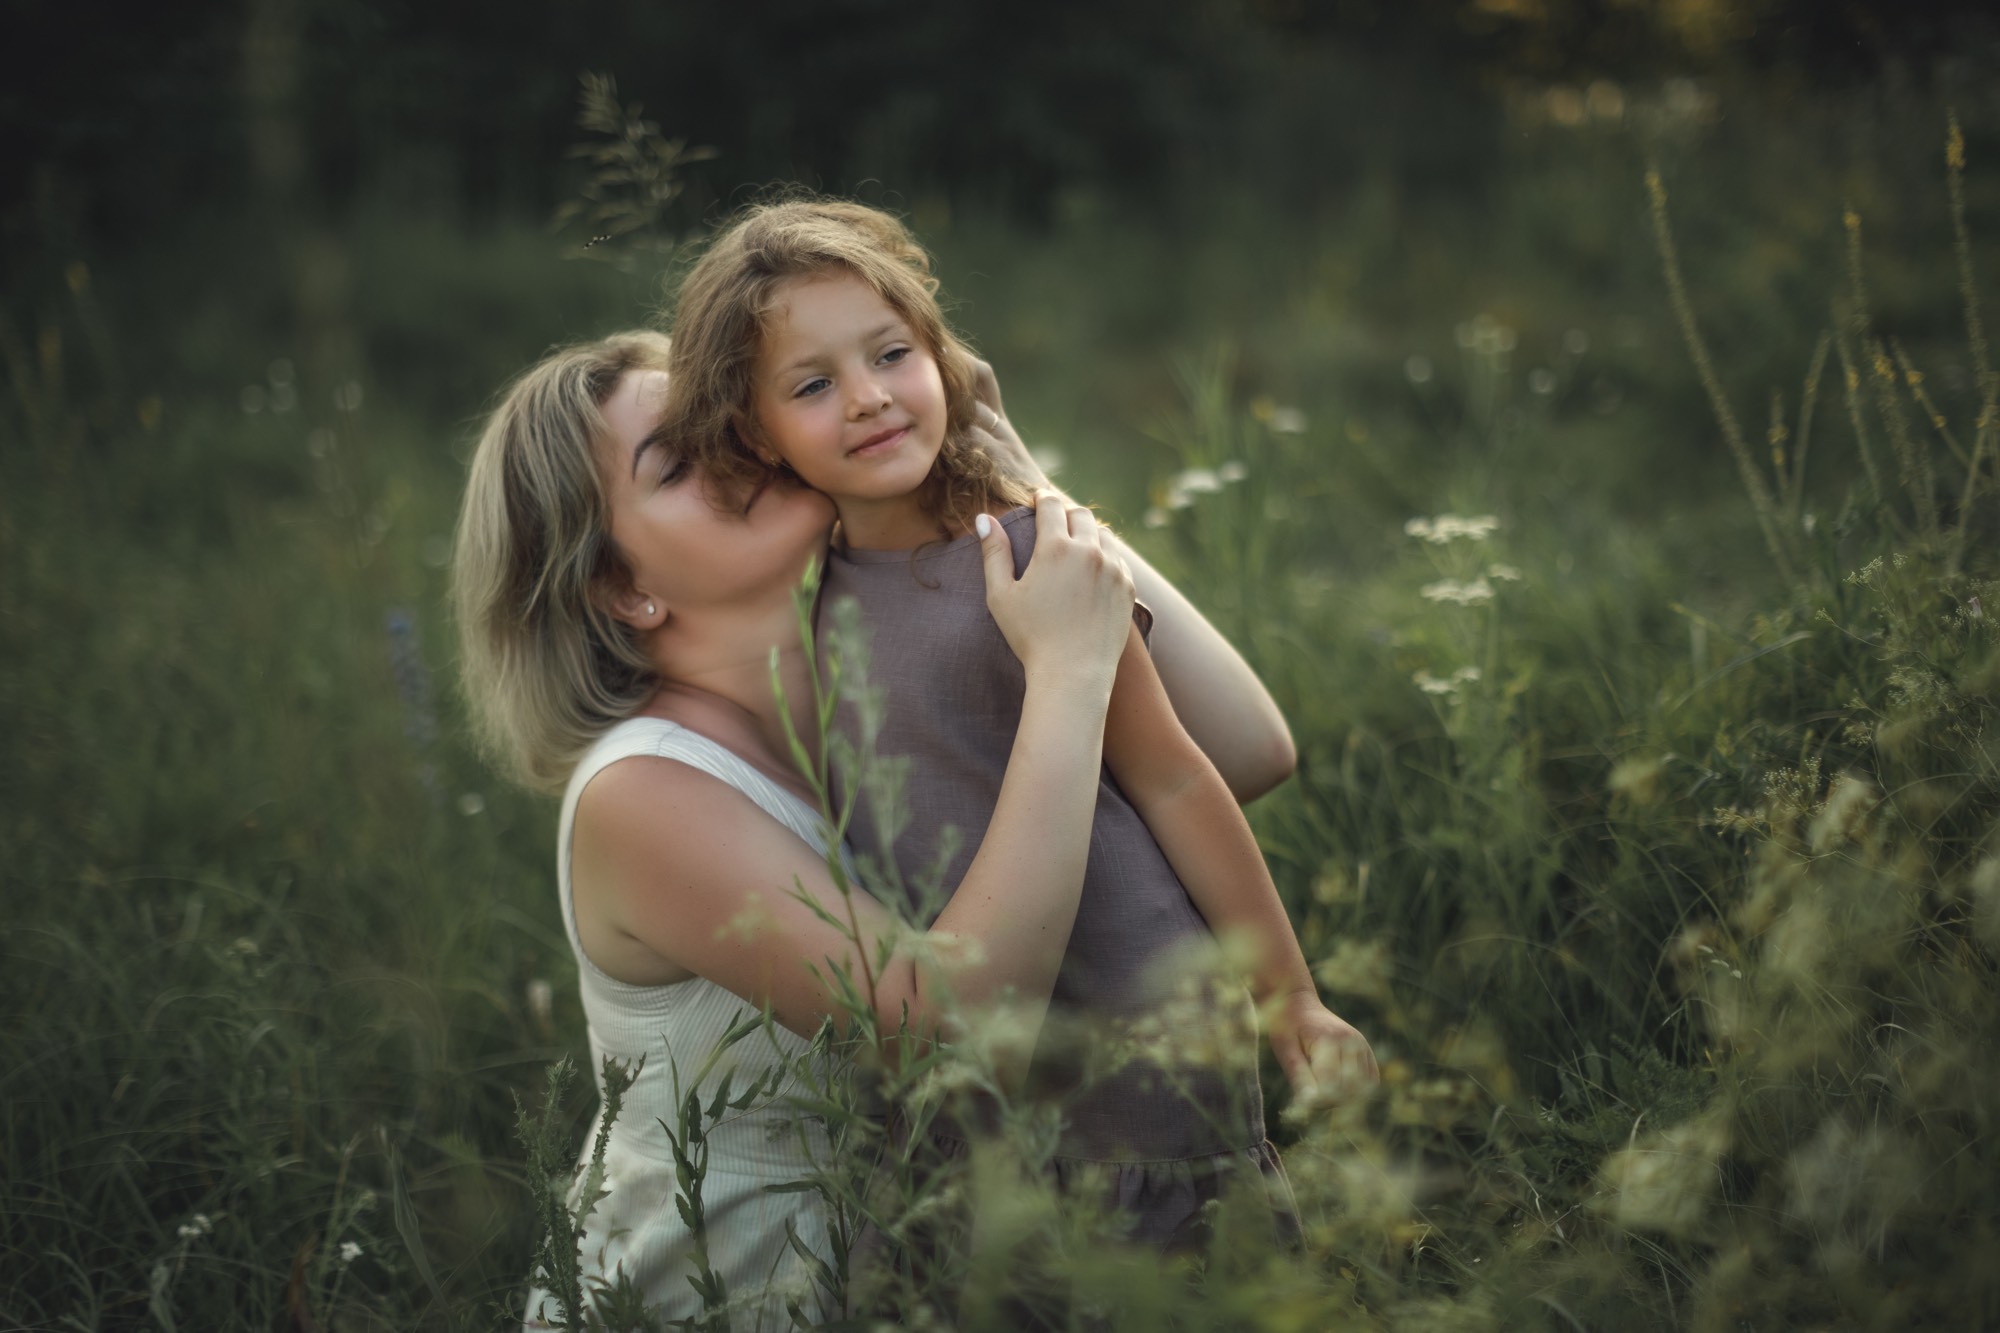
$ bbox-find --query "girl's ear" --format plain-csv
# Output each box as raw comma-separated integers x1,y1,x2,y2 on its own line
731,410,780,470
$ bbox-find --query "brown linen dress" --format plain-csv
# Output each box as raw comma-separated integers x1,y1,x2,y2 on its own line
818,505,1299,1250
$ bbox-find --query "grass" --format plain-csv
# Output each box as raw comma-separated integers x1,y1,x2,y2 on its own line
4,74,1999,1328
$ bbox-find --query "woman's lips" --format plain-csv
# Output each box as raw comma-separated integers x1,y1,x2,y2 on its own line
847,424,910,457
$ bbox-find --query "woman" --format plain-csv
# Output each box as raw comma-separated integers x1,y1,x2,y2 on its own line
452,331,1295,1327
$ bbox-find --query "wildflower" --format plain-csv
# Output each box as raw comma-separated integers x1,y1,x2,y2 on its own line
1487,563,1521,582
1404,514,1500,544
458,792,486,816
1218,460,1248,483
1412,671,1455,696
1420,578,1495,606
177,1213,212,1240
1412,666,1481,696
1267,406,1307,434
339,1240,362,1265
1142,506,1170,529
1163,467,1225,511
526,978,554,1027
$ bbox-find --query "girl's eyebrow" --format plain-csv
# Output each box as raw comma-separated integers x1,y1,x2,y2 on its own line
769,321,906,380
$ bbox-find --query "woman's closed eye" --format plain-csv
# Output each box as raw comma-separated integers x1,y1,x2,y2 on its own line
656,453,692,486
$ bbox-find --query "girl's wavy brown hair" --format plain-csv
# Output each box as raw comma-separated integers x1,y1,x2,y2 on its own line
658,197,1031,538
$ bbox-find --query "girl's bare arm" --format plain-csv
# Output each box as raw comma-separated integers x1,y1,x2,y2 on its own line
966,362,1295,801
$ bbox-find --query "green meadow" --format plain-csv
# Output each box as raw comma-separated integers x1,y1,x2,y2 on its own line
4,72,1999,1328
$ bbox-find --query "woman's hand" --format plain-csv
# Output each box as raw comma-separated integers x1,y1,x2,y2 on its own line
978,491,1132,694
965,356,1049,491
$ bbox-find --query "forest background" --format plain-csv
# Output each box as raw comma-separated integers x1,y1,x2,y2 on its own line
6,0,2000,1327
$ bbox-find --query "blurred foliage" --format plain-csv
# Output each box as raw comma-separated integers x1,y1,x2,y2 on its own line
5,0,1999,245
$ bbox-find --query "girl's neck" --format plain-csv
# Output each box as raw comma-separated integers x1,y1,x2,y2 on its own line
833,490,959,552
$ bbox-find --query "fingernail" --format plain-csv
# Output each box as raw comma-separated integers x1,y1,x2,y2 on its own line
975,514,992,539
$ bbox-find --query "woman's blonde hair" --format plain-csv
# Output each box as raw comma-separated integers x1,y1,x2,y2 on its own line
659,197,1031,539
452,331,672,791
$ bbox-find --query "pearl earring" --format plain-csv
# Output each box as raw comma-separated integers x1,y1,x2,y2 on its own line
646,602,655,616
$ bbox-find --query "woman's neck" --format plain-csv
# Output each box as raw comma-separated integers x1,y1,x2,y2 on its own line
642,614,824,804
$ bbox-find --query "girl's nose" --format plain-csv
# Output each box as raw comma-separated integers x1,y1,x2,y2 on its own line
846,376,892,419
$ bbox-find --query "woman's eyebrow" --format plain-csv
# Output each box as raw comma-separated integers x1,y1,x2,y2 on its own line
631,425,671,480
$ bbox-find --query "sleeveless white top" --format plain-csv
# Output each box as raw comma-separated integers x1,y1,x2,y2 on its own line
523,717,851,1330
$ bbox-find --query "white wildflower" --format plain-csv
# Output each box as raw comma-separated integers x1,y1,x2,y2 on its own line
1451,666,1482,684
1413,671,1455,696
457,792,486,816
1420,578,1495,606
1218,460,1248,483
526,978,554,1026
1175,467,1223,494
1404,514,1500,544
339,1240,362,1265
1143,506,1170,529
177,1213,213,1241
1487,563,1522,582
1267,406,1308,434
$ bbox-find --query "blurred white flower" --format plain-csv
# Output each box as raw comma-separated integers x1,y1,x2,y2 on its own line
1143,506,1170,529
457,792,486,816
1420,578,1495,606
1413,666,1481,696
1218,460,1248,483
1267,406,1308,434
339,1240,362,1265
1028,445,1065,478
1528,368,1558,395
1413,671,1455,696
526,978,554,1027
1405,514,1500,544
1487,563,1522,581
177,1213,213,1240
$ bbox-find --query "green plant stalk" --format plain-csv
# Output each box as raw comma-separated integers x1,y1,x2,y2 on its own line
1647,168,1797,587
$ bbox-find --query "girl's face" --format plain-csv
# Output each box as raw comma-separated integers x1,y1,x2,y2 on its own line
750,272,948,518
598,369,836,625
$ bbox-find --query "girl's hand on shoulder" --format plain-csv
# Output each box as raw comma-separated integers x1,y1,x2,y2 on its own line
978,491,1132,693
1271,988,1379,1107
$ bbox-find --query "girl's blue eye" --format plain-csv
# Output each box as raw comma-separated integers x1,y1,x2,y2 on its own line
880,346,909,365
794,377,830,399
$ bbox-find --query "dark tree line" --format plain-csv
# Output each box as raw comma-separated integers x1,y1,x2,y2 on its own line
5,0,1995,245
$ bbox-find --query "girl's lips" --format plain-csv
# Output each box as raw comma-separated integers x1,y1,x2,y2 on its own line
847,424,910,457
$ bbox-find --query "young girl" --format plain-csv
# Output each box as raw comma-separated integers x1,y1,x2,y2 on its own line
660,198,1376,1249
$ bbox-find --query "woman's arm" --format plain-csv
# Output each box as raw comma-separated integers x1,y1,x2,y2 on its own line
1100,627,1377,1096
573,496,1132,1081
967,363,1295,802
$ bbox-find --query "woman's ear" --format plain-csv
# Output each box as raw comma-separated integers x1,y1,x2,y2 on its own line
595,574,666,632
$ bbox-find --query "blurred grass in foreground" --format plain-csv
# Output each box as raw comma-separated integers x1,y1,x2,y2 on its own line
3,79,1999,1327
